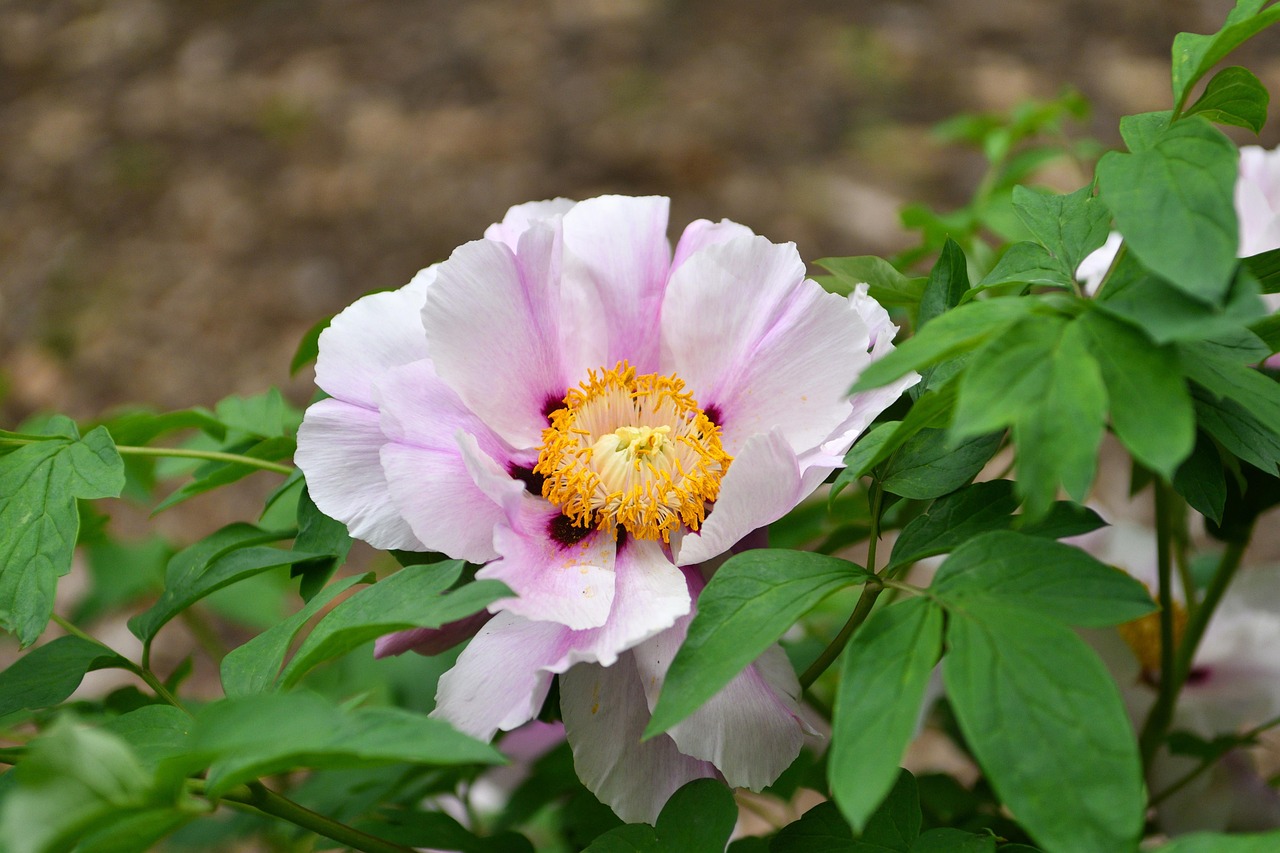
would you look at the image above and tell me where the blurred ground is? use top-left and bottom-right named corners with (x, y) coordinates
top-left (4, 0), bottom-right (1280, 428)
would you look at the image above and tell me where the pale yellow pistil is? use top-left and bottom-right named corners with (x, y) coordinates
top-left (534, 363), bottom-right (731, 542)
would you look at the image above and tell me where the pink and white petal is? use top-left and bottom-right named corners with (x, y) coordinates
top-left (661, 238), bottom-right (868, 455)
top-left (675, 430), bottom-right (802, 567)
top-left (484, 198), bottom-right (577, 249)
top-left (296, 398), bottom-right (425, 551)
top-left (374, 610), bottom-right (492, 658)
top-left (424, 226), bottom-right (570, 449)
top-left (375, 359), bottom-right (517, 562)
top-left (566, 537), bottom-right (691, 668)
top-left (670, 218), bottom-right (756, 273)
top-left (479, 503), bottom-right (617, 630)
top-left (432, 612), bottom-right (571, 741)
top-left (561, 195), bottom-right (672, 371)
top-left (561, 654), bottom-right (720, 824)
top-left (313, 266), bottom-right (436, 406)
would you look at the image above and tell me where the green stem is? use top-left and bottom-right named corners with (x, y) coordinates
top-left (1139, 482), bottom-right (1180, 768)
top-left (218, 782), bottom-right (417, 853)
top-left (51, 614), bottom-right (190, 715)
top-left (0, 747), bottom-right (25, 765)
top-left (0, 436), bottom-right (294, 474)
top-left (1175, 538), bottom-right (1249, 685)
top-left (1150, 711), bottom-right (1280, 808)
top-left (799, 483), bottom-right (886, 689)
top-left (116, 445), bottom-right (293, 475)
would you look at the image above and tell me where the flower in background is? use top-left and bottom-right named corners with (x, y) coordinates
top-left (1078, 144), bottom-right (1280, 297)
top-left (296, 195), bottom-right (912, 821)
top-left (1075, 517), bottom-right (1280, 834)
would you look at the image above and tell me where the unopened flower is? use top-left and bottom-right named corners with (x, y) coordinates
top-left (296, 195), bottom-right (911, 821)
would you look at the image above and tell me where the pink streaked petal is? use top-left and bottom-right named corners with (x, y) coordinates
top-left (296, 398), bottom-right (424, 551)
top-left (662, 238), bottom-right (887, 456)
top-left (484, 198), bottom-right (577, 249)
top-left (562, 195), bottom-right (672, 372)
top-left (375, 359), bottom-right (516, 562)
top-left (566, 537), bottom-right (690, 668)
top-left (670, 218), bottom-right (756, 272)
top-left (431, 611), bottom-right (571, 741)
top-left (456, 431), bottom-right (530, 526)
top-left (499, 720), bottom-right (566, 763)
top-left (479, 503), bottom-right (617, 631)
top-left (561, 654), bottom-right (720, 824)
top-left (314, 267), bottom-right (436, 406)
top-left (675, 430), bottom-right (802, 567)
top-left (373, 610), bottom-right (492, 658)
top-left (424, 226), bottom-right (570, 450)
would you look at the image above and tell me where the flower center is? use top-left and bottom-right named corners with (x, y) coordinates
top-left (534, 362), bottom-right (731, 542)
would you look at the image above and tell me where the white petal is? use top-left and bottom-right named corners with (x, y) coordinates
top-left (432, 612), bottom-right (570, 740)
top-left (561, 654), bottom-right (719, 824)
top-left (670, 217), bottom-right (755, 272)
top-left (562, 195), bottom-right (672, 372)
top-left (676, 430), bottom-right (802, 566)
top-left (484, 198), bottom-right (577, 249)
top-left (295, 398), bottom-right (424, 550)
top-left (314, 267), bottom-right (436, 406)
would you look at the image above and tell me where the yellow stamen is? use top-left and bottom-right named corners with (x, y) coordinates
top-left (1118, 600), bottom-right (1187, 676)
top-left (534, 362), bottom-right (731, 542)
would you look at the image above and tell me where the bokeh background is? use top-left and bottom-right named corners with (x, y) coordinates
top-left (4, 0), bottom-right (1280, 429)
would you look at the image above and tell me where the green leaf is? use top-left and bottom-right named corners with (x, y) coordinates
top-left (918, 239), bottom-right (970, 329)
top-left (1096, 117), bottom-right (1239, 302)
top-left (881, 429), bottom-right (1001, 500)
top-left (1193, 386), bottom-right (1280, 473)
top-left (290, 316), bottom-right (331, 376)
top-left (0, 426), bottom-right (125, 645)
top-left (1244, 247), bottom-right (1280, 293)
top-left (220, 572), bottom-right (373, 696)
top-left (0, 636), bottom-right (128, 718)
top-left (128, 523), bottom-right (325, 644)
top-left (771, 802), bottom-right (856, 852)
top-left (888, 481), bottom-right (1104, 569)
top-left (644, 551), bottom-right (870, 739)
top-left (850, 299), bottom-right (1034, 392)
top-left (862, 770), bottom-right (921, 852)
top-left (1011, 320), bottom-right (1108, 517)
top-left (1011, 184), bottom-right (1112, 280)
top-left (1173, 434), bottom-right (1228, 524)
top-left (213, 388), bottom-right (301, 439)
top-left (931, 531), bottom-right (1155, 627)
top-left (97, 407), bottom-right (225, 446)
top-left (830, 600), bottom-right (943, 832)
top-left (75, 810), bottom-right (191, 853)
top-left (356, 810), bottom-right (535, 853)
top-left (831, 421), bottom-right (900, 503)
top-left (1077, 311), bottom-right (1195, 477)
top-left (293, 484), bottom-right (353, 601)
top-left (910, 829), bottom-right (995, 853)
top-left (1157, 830), bottom-right (1280, 852)
top-left (99, 705), bottom-right (192, 768)
top-left (278, 561), bottom-right (508, 687)
top-left (654, 779), bottom-right (737, 853)
top-left (75, 537), bottom-right (169, 623)
top-left (150, 435), bottom-right (295, 514)
top-left (581, 824), bottom-right (662, 853)
top-left (943, 604), bottom-right (1144, 853)
top-left (1119, 111), bottom-right (1173, 152)
top-left (0, 719), bottom-right (168, 853)
top-left (1184, 66), bottom-right (1270, 132)
top-left (951, 314), bottom-right (1065, 440)
top-left (1182, 341), bottom-right (1280, 433)
top-left (832, 386), bottom-right (961, 502)
top-left (1171, 1), bottom-right (1280, 114)
top-left (182, 691), bottom-right (503, 797)
top-left (815, 256), bottom-right (927, 307)
top-left (978, 242), bottom-right (1074, 290)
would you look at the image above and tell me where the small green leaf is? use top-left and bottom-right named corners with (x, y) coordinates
top-left (771, 802), bottom-right (855, 852)
top-left (99, 705), bottom-right (192, 768)
top-left (910, 829), bottom-right (995, 853)
top-left (128, 524), bottom-right (325, 644)
top-left (1078, 312), bottom-right (1195, 477)
top-left (1119, 111), bottom-right (1173, 152)
top-left (1171, 1), bottom-right (1280, 114)
top-left (278, 561), bottom-right (508, 687)
top-left (213, 388), bottom-right (301, 439)
top-left (1173, 435), bottom-right (1228, 524)
top-left (1184, 66), bottom-right (1270, 132)
top-left (943, 604), bottom-right (1144, 853)
top-left (1244, 246), bottom-right (1280, 293)
top-left (654, 779), bottom-right (737, 853)
top-left (220, 572), bottom-right (373, 696)
top-left (1193, 386), bottom-right (1280, 473)
top-left (293, 484), bottom-right (353, 601)
top-left (978, 242), bottom-right (1074, 290)
top-left (881, 429), bottom-right (1002, 500)
top-left (1157, 830), bottom-right (1280, 852)
top-left (0, 636), bottom-right (128, 718)
top-left (150, 436), bottom-right (295, 514)
top-left (951, 314), bottom-right (1065, 440)
top-left (830, 600), bottom-right (942, 832)
top-left (862, 770), bottom-right (922, 852)
top-left (931, 531), bottom-right (1155, 627)
top-left (0, 426), bottom-right (125, 645)
top-left (290, 316), bottom-right (331, 376)
top-left (815, 256), bottom-right (927, 307)
top-left (850, 299), bottom-right (1033, 393)
top-left (1181, 341), bottom-right (1280, 434)
top-left (831, 421), bottom-right (900, 503)
top-left (581, 824), bottom-right (662, 853)
top-left (1097, 117), bottom-right (1239, 302)
top-left (1011, 184), bottom-right (1112, 280)
top-left (644, 551), bottom-right (870, 739)
top-left (918, 239), bottom-right (970, 329)
top-left (1096, 257), bottom-right (1267, 344)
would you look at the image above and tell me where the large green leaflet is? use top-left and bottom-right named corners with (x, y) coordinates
top-left (0, 425), bottom-right (125, 646)
top-left (644, 550), bottom-right (870, 739)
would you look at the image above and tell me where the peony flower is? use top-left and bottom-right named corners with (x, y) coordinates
top-left (295, 195), bottom-right (912, 821)
top-left (1078, 144), bottom-right (1280, 294)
